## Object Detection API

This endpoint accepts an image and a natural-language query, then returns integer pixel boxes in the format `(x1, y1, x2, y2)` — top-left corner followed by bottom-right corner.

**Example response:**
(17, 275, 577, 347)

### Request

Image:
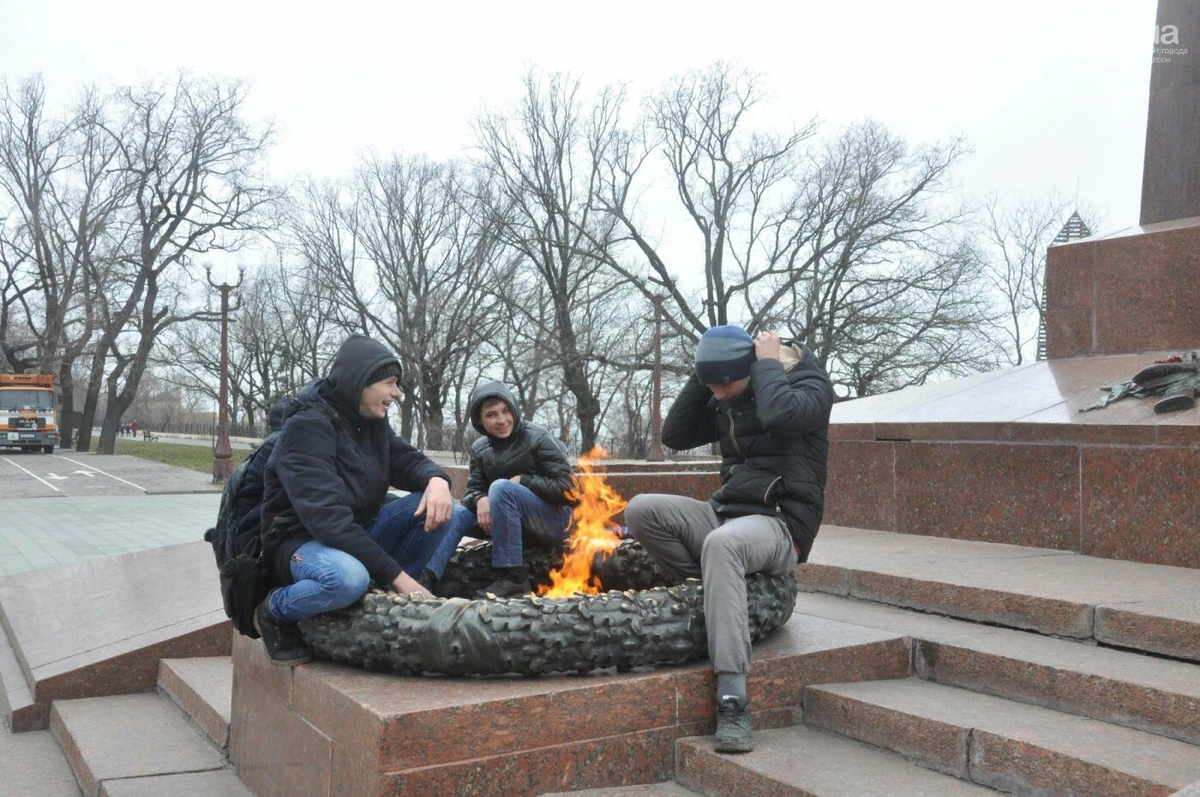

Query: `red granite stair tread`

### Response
(50, 694, 226, 797)
(98, 770, 251, 797)
(807, 678, 1200, 791)
(794, 592, 1200, 744)
(1, 627, 37, 730)
(158, 657, 232, 749)
(537, 782, 699, 796)
(794, 593, 1200, 698)
(676, 725, 1002, 796)
(806, 522, 1200, 645)
(805, 527, 1200, 608)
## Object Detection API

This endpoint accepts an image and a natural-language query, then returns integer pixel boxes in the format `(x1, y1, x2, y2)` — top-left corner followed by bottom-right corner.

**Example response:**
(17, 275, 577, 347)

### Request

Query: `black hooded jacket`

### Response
(662, 341, 833, 561)
(261, 336, 450, 586)
(230, 395, 299, 545)
(460, 381, 575, 513)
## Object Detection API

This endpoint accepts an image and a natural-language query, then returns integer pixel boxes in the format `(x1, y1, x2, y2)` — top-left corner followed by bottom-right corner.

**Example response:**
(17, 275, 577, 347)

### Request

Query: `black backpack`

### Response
(203, 401, 339, 638)
(204, 431, 280, 638)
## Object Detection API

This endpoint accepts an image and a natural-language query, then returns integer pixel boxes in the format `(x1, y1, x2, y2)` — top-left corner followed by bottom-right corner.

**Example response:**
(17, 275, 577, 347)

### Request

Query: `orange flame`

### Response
(537, 447, 627, 598)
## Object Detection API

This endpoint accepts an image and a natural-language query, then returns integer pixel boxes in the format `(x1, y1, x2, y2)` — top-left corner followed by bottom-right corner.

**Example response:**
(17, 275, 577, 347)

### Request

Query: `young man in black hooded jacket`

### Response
(625, 325, 833, 754)
(461, 380, 576, 597)
(254, 335, 472, 665)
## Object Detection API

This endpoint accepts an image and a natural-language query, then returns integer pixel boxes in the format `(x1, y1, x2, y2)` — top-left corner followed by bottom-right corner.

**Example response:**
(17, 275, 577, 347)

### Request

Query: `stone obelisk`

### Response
(1141, 0, 1200, 225)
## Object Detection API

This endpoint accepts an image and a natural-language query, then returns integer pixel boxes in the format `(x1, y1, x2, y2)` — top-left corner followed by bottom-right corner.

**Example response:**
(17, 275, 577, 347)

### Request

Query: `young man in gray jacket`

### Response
(461, 381, 577, 597)
(625, 325, 833, 753)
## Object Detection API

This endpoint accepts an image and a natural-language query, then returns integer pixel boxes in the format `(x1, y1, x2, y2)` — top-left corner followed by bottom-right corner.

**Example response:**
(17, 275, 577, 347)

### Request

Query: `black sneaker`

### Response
(473, 565, 531, 599)
(416, 567, 438, 592)
(714, 694, 753, 753)
(253, 591, 313, 667)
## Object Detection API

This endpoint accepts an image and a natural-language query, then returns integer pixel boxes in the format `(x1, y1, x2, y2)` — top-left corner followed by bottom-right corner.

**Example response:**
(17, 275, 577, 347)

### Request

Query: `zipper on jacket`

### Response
(727, 408, 746, 460)
(763, 475, 783, 505)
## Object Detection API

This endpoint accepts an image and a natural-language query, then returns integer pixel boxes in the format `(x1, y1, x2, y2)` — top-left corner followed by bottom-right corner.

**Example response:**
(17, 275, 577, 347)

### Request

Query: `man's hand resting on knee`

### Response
(476, 496, 492, 533)
(416, 476, 453, 531)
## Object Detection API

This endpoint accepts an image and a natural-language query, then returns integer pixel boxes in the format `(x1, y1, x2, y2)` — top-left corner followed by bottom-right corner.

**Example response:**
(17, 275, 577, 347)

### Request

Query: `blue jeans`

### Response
(474, 480, 573, 568)
(271, 493, 471, 622)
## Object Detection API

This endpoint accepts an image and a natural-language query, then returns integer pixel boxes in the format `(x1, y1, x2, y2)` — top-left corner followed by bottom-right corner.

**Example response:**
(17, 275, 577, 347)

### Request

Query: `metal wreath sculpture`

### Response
(298, 540, 798, 676)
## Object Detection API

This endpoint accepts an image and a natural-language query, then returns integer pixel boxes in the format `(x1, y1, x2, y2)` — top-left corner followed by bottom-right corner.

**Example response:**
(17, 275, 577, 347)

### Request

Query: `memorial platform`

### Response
(0, 541, 231, 731)
(825, 350, 1200, 566)
(229, 613, 908, 797)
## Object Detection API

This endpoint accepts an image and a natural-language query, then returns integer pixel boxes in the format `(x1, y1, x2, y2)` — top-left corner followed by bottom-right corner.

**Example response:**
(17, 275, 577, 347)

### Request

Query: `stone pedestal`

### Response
(1045, 216, 1200, 358)
(824, 354, 1200, 567)
(1141, 0, 1200, 225)
(229, 615, 909, 797)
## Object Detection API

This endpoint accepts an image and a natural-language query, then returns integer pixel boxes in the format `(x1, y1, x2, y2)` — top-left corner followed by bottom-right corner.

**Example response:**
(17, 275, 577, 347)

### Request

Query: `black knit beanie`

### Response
(694, 325, 756, 385)
(366, 361, 403, 386)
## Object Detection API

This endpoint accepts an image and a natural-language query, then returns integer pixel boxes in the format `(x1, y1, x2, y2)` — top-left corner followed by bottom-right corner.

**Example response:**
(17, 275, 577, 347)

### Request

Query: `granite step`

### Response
(675, 724, 1004, 796)
(805, 677, 1200, 796)
(229, 611, 911, 797)
(0, 622, 39, 731)
(157, 657, 232, 750)
(0, 722, 82, 797)
(794, 592, 1200, 745)
(0, 542, 232, 731)
(538, 782, 700, 796)
(801, 526, 1200, 660)
(49, 693, 242, 797)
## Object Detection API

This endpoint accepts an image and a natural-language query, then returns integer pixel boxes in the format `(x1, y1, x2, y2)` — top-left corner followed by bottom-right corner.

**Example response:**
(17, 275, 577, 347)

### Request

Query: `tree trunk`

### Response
(57, 357, 77, 449)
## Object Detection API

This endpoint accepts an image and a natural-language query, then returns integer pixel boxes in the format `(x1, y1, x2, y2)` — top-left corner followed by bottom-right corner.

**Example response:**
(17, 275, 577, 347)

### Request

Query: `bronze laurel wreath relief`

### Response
(299, 540, 798, 676)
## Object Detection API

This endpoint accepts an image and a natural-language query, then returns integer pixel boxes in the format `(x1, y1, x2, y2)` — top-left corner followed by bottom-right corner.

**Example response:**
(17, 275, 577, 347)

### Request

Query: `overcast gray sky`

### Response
(0, 0, 1158, 234)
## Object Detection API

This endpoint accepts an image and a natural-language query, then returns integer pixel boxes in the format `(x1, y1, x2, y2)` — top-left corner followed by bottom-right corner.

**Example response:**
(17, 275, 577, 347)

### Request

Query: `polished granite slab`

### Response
(824, 353, 1199, 566)
(831, 351, 1199, 439)
(1046, 215, 1200, 357)
(0, 541, 231, 730)
(230, 612, 910, 797)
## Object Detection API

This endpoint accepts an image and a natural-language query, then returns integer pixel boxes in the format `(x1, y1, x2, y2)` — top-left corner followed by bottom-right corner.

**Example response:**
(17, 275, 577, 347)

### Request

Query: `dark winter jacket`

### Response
(661, 342, 833, 561)
(460, 381, 576, 513)
(261, 336, 450, 586)
(230, 397, 298, 545)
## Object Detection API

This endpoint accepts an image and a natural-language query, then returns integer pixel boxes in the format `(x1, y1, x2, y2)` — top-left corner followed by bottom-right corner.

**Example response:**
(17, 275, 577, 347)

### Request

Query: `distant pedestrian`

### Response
(130, 419, 139, 438)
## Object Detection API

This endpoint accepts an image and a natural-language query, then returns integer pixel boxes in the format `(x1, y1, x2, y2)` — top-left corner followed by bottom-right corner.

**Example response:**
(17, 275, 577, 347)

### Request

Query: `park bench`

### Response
(141, 430, 159, 442)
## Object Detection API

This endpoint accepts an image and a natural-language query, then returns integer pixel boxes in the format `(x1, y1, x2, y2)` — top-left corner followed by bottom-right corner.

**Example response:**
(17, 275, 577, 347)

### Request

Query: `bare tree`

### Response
(286, 158, 506, 447)
(980, 191, 1105, 366)
(589, 64, 994, 398)
(0, 78, 130, 442)
(74, 75, 277, 453)
(474, 70, 638, 451)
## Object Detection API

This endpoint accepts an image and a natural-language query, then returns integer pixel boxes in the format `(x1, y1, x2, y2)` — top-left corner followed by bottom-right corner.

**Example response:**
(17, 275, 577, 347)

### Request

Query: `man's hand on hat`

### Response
(754, 330, 781, 361)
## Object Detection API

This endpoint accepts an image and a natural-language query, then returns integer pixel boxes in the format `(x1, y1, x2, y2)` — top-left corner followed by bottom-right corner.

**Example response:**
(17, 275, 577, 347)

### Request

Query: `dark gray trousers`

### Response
(624, 494, 796, 675)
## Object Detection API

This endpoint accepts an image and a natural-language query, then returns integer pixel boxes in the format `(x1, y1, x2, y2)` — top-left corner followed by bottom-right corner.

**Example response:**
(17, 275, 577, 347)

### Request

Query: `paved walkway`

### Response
(0, 494, 219, 577)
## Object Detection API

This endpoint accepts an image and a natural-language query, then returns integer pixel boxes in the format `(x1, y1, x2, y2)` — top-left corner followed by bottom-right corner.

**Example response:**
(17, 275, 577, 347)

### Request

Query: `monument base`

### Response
(825, 352, 1200, 566)
(229, 613, 909, 797)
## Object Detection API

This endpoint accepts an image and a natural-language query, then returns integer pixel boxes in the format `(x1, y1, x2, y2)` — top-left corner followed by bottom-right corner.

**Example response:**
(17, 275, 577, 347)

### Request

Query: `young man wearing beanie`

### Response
(254, 334, 472, 665)
(461, 380, 577, 598)
(625, 325, 833, 753)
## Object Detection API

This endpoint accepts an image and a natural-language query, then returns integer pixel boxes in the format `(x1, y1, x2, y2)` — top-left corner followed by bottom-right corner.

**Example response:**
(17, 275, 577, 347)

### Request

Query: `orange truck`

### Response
(0, 374, 60, 453)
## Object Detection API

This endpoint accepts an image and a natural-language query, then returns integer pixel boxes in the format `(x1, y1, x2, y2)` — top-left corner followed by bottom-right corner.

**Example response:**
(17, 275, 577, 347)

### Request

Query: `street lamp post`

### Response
(647, 293, 665, 463)
(205, 261, 246, 483)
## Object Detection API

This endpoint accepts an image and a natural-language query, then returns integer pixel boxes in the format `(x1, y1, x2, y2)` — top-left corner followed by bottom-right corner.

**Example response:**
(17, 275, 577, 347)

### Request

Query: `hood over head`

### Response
(468, 380, 524, 439)
(325, 335, 402, 417)
(268, 397, 298, 432)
